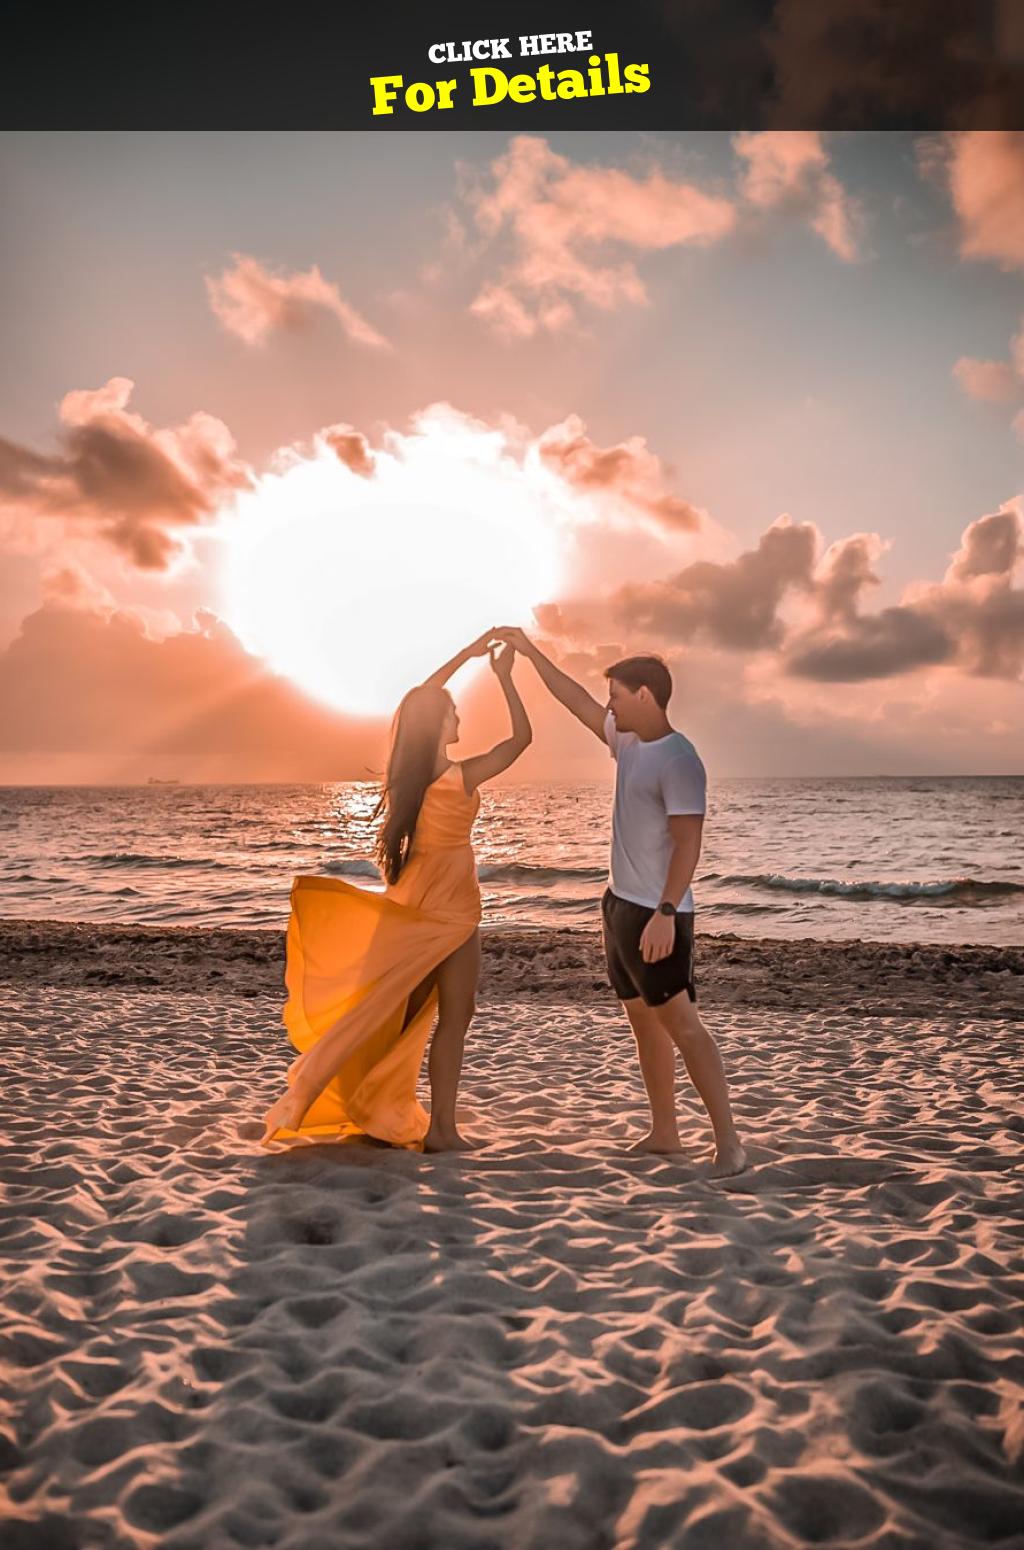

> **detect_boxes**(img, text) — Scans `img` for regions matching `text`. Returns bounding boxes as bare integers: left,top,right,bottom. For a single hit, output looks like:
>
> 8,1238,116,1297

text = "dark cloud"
538,502,1024,685
787,506,1024,681
786,606,954,681
0,377,253,571
813,534,883,624
611,517,818,647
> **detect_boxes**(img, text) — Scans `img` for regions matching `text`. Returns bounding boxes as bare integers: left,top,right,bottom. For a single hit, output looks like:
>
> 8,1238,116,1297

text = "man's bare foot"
624,1131,684,1155
260,1088,307,1146
422,1127,475,1153
708,1141,748,1178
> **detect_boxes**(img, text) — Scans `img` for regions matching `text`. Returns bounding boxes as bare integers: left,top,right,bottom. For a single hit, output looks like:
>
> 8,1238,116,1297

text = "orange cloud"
953,356,1021,403
206,254,391,349
922,131,1024,270
952,319,1024,435
0,377,253,570
458,135,736,338
320,423,377,477
536,414,702,534
0,593,384,780
733,131,863,260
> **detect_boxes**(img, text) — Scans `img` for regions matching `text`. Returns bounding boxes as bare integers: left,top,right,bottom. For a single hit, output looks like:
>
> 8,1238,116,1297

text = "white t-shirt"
604,709,706,911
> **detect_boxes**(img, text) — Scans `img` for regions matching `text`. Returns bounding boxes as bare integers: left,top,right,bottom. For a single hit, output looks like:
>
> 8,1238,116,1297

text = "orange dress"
262,763,481,1149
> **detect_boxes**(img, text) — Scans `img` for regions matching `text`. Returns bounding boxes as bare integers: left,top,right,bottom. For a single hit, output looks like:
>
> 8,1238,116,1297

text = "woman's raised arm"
459,645,533,794
421,627,497,689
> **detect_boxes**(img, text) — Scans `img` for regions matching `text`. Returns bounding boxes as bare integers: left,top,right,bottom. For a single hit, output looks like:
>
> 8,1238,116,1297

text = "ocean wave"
720,872,1023,904
80,851,229,870
477,863,607,885
321,858,381,878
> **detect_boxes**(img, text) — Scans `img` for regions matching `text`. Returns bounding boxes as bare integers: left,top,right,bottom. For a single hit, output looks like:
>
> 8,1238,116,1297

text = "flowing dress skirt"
262,832,481,1149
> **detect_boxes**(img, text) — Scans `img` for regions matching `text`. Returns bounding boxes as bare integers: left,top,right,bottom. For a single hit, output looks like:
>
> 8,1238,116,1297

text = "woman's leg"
401,967,439,1032
423,929,481,1152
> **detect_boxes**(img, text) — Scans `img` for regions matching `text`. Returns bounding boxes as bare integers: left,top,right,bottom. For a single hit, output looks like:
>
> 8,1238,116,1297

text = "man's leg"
649,992,747,1176
622,997,683,1153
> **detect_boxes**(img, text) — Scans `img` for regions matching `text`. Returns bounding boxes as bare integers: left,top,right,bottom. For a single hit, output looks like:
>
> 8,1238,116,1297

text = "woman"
259,627,531,1152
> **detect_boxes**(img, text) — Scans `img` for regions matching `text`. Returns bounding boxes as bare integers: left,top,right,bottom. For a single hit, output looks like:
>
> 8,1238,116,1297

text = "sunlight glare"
219,417,566,716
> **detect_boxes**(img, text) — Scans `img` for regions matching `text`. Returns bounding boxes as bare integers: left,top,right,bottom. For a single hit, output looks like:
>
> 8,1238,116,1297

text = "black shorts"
601,887,697,1007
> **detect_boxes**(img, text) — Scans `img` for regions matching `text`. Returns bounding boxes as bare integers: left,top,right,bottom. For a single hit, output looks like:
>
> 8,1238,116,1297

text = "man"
493,627,747,1177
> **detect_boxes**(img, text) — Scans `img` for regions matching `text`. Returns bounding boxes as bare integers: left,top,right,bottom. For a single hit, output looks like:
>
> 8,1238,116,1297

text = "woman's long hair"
372,683,452,885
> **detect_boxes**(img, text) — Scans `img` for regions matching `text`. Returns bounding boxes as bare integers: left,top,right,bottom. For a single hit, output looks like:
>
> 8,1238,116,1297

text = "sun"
218,413,567,716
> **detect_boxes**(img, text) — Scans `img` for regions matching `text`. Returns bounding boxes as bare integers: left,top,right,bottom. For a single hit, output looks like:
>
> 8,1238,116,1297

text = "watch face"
658,901,675,915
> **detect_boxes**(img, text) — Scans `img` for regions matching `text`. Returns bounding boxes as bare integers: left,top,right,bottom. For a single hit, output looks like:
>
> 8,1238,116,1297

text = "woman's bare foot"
708,1140,748,1178
260,1087,307,1146
624,1130,684,1155
422,1126,475,1153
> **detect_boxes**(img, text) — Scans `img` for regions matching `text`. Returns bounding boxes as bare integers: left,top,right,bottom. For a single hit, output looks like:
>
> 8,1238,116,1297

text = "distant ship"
146,777,181,785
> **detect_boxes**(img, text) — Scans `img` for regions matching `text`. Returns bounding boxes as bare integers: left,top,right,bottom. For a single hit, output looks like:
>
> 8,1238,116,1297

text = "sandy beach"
1,922,1022,1548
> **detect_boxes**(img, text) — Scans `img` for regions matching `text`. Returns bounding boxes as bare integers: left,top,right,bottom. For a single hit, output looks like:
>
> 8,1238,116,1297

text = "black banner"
3,0,1023,129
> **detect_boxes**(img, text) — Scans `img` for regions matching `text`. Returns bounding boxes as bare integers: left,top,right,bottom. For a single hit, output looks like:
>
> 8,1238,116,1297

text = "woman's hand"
466,627,499,658
488,642,515,680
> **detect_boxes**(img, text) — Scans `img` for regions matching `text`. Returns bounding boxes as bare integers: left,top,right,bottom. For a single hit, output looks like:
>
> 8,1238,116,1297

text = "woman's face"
442,697,460,746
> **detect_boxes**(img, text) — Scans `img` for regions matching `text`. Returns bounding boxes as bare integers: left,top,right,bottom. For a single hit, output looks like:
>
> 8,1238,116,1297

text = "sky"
0,127,1021,781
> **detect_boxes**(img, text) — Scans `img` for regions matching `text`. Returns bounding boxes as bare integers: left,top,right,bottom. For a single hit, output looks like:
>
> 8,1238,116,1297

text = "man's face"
606,677,644,732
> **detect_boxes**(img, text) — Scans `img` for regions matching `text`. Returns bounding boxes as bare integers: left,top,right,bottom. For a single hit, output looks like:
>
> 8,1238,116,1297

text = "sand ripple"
0,988,1022,1548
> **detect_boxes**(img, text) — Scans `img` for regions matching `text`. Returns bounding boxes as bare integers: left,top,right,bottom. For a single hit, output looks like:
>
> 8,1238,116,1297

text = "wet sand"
1,917,1021,1018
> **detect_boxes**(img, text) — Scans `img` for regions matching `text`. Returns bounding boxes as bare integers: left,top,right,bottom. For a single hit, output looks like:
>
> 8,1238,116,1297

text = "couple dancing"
260,627,747,1177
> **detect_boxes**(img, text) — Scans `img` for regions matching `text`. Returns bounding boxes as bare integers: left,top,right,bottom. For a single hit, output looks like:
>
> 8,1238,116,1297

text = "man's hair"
603,654,672,709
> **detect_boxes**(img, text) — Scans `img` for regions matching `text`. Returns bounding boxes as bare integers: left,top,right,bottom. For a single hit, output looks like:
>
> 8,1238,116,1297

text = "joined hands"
464,625,533,680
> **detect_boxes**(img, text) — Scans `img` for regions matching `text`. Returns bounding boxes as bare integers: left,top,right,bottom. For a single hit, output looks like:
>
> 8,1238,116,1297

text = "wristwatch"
657,900,676,916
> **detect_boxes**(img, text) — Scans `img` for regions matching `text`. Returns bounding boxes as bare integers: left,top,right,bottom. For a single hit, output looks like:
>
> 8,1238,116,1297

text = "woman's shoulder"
439,762,477,799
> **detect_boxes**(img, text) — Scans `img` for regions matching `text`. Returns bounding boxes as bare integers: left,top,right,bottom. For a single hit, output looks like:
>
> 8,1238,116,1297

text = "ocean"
1,776,1022,947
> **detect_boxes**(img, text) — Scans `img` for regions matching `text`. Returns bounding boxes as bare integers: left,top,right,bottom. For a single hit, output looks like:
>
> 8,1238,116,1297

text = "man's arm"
639,814,704,963
493,627,607,740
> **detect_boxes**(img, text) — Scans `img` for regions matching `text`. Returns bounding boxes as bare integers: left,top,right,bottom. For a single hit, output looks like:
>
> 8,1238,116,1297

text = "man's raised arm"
493,627,607,740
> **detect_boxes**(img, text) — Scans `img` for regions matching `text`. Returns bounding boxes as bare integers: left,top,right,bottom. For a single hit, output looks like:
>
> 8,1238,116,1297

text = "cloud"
813,532,886,623
205,254,391,349
733,131,864,260
921,131,1024,270
535,500,1024,686
787,503,1024,681
39,559,115,613
952,318,1024,435
609,516,820,649
0,377,253,570
948,504,1022,580
319,423,377,477
953,356,1021,403
0,592,385,780
786,607,955,681
536,413,703,534
457,135,736,338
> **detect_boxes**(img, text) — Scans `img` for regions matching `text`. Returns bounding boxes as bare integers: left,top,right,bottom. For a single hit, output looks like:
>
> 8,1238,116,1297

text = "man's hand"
493,626,532,654
639,912,676,964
